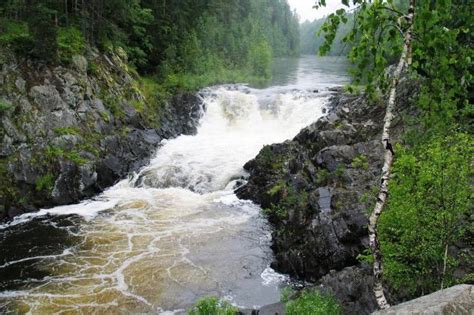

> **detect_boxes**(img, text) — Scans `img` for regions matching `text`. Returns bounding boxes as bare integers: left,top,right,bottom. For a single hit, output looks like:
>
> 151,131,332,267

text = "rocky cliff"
236,81,417,314
0,48,202,221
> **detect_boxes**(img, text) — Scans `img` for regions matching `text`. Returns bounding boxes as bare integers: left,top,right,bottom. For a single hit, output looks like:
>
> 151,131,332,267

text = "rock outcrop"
0,48,202,220
236,82,417,313
373,285,473,315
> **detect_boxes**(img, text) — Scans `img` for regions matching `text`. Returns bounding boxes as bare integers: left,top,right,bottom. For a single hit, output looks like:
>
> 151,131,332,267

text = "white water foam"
0,84,330,312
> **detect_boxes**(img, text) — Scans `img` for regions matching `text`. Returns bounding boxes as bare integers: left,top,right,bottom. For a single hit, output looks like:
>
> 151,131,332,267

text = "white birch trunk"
369,0,415,310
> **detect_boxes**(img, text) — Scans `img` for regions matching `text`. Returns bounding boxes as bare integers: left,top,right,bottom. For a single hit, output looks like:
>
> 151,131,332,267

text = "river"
0,56,350,314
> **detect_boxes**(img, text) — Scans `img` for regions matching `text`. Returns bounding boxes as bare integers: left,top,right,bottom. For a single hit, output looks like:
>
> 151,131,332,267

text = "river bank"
236,79,417,314
0,48,202,221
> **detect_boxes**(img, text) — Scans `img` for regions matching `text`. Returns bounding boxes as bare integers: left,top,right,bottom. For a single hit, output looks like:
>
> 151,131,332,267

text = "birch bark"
368,0,415,309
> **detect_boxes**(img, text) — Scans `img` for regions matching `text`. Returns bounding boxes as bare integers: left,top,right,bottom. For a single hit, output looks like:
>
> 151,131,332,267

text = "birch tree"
315,0,416,309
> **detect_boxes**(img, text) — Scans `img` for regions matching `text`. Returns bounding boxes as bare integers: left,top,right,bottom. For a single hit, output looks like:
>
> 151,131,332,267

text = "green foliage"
334,164,346,178
411,1,473,131
285,290,343,315
45,145,88,165
53,126,80,136
57,27,85,63
316,168,330,185
379,133,473,296
0,101,13,112
87,61,99,76
28,4,58,63
0,20,32,53
268,180,286,196
248,40,273,79
188,296,238,315
0,0,299,87
263,204,288,221
280,286,295,303
315,0,473,299
35,174,55,193
351,155,369,170
317,0,471,126
300,14,354,56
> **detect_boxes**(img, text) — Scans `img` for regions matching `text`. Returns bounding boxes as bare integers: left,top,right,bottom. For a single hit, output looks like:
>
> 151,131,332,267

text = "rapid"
0,56,349,314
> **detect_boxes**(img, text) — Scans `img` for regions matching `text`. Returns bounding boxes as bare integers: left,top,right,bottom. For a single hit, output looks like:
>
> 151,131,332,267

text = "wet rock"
236,80,418,308
318,264,377,314
0,51,202,221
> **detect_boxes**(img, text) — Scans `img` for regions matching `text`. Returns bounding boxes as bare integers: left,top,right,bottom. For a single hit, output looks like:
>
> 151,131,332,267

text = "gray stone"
373,285,474,315
30,85,67,111
1,53,202,223
235,80,420,312
72,55,88,73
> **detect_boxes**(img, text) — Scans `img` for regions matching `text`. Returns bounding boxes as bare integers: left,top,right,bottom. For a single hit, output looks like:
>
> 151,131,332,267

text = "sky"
287,0,347,22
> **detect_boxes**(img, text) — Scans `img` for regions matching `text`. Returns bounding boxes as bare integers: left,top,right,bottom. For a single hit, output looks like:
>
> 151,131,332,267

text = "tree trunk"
368,0,415,310
441,243,448,289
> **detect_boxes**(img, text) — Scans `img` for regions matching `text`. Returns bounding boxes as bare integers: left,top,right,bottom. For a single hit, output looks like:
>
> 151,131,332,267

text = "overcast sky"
287,0,347,22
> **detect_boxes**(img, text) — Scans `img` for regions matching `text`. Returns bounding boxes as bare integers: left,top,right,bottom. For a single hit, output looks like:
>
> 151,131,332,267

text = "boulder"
373,285,474,315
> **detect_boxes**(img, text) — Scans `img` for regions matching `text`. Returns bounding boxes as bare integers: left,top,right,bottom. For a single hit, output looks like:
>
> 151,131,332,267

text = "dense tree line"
299,15,353,56
0,0,299,84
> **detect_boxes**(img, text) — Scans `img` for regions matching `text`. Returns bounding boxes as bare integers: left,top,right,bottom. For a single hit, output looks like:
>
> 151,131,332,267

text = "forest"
300,14,353,56
0,0,299,89
0,0,472,314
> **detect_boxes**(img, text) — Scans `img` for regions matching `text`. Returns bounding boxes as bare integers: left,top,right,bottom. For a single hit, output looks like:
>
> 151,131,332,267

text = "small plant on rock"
188,296,238,315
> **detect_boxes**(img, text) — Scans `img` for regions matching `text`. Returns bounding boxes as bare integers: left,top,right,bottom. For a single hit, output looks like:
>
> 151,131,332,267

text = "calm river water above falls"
0,56,349,314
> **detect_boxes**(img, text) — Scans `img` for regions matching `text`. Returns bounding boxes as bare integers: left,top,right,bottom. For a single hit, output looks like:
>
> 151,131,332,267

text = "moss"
35,173,55,192
102,94,125,120
263,203,288,221
45,145,89,165
334,164,346,178
316,168,329,185
99,111,110,123
351,154,369,170
267,180,285,196
0,101,13,112
0,157,21,210
53,126,81,136
259,145,285,170
87,60,99,76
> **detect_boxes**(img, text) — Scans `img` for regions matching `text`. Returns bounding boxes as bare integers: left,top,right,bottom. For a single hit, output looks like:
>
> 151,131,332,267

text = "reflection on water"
0,56,349,314
255,55,350,89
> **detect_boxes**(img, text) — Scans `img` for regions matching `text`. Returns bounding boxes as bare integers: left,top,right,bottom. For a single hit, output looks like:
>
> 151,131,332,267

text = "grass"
45,145,89,165
188,296,238,315
35,173,55,192
268,180,286,196
285,290,343,315
53,126,81,136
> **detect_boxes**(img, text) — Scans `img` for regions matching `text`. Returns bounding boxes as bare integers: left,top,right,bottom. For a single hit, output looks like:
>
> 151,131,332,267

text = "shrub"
248,39,272,79
285,290,343,315
380,132,473,296
57,26,85,63
188,296,238,315
0,20,32,53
